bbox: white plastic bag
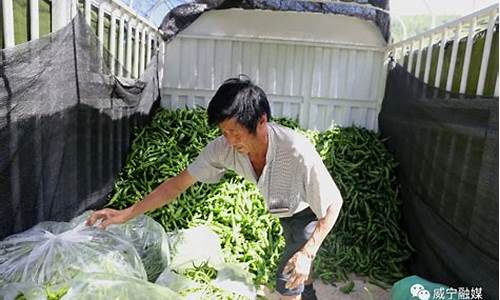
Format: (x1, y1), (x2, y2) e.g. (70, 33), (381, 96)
(0, 221), (146, 285)
(213, 263), (256, 299)
(168, 225), (224, 272)
(155, 268), (201, 292)
(60, 272), (182, 300)
(0, 282), (47, 300)
(71, 211), (169, 281)
(155, 263), (256, 300)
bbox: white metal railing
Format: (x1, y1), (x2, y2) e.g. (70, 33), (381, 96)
(1, 0), (164, 80)
(388, 3), (499, 97)
(80, 0), (164, 79)
(2, 0), (15, 47)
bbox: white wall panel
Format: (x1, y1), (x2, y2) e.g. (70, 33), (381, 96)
(195, 96), (206, 107)
(258, 43), (271, 92)
(282, 102), (300, 120)
(321, 48), (333, 97)
(162, 10), (387, 131)
(346, 50), (357, 100)
(359, 51), (374, 101)
(180, 39), (198, 88)
(275, 44), (287, 95)
(370, 52), (383, 101)
(231, 41), (243, 77)
(214, 40), (233, 86)
(197, 39), (215, 90)
(242, 42), (261, 85)
(333, 105), (346, 127)
(161, 94), (172, 108)
(165, 39), (181, 88)
(266, 44), (279, 94)
(337, 50), (349, 100)
(350, 107), (368, 127)
(311, 47), (325, 98)
(307, 97), (379, 130)
(272, 102), (283, 116)
(282, 45), (294, 96)
(328, 48), (340, 99)
(366, 108), (379, 129)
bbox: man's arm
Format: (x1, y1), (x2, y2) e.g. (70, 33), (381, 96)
(284, 201), (342, 289)
(301, 201), (341, 257)
(126, 169), (196, 219)
(87, 169), (196, 228)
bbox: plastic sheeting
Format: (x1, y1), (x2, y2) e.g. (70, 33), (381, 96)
(168, 225), (225, 271)
(0, 11), (160, 239)
(212, 263), (256, 299)
(159, 0), (390, 43)
(0, 221), (147, 286)
(60, 272), (182, 300)
(379, 63), (498, 300)
(0, 282), (46, 300)
(70, 212), (170, 281)
(156, 269), (202, 292)
(156, 264), (257, 299)
(157, 225), (257, 299)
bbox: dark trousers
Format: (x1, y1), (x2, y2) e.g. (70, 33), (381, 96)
(276, 207), (318, 296)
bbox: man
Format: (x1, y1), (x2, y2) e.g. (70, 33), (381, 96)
(87, 76), (343, 300)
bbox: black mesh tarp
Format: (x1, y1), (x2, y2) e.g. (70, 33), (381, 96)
(0, 12), (160, 239)
(379, 63), (498, 299)
(159, 0), (390, 43)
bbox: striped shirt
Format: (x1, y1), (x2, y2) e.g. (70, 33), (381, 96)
(187, 123), (342, 218)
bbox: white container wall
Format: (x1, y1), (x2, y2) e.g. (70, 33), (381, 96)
(162, 9), (388, 131)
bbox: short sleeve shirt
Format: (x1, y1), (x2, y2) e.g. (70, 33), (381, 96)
(187, 123), (343, 218)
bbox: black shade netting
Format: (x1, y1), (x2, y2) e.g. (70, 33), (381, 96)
(0, 12), (161, 239)
(379, 63), (498, 299)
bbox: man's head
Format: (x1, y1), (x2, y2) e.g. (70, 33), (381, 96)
(207, 75), (272, 154)
(208, 75), (271, 134)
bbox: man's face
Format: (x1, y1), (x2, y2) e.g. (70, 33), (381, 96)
(219, 118), (259, 155)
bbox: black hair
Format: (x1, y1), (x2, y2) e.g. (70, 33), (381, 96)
(207, 75), (272, 134)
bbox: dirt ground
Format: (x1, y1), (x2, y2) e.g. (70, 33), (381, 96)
(259, 274), (391, 300)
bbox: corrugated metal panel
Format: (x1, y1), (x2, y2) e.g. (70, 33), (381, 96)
(162, 11), (387, 131)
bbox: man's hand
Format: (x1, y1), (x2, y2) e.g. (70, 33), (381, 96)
(284, 249), (314, 289)
(86, 208), (131, 229)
